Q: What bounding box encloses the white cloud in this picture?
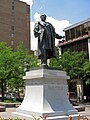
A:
[30,22,38,50]
[20,0,33,8]
[39,6,43,10]
[33,12,41,22]
[31,13,71,50]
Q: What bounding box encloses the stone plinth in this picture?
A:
[14,67,78,120]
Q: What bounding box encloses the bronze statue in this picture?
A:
[34,14,64,66]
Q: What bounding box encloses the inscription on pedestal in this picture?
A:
[26,79,67,85]
[47,85,64,90]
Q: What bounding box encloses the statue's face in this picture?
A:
[40,15,46,21]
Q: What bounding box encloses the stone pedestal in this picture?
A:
[14,67,78,120]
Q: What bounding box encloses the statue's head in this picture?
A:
[40,14,46,21]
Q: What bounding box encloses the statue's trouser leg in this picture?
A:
[41,50,47,66]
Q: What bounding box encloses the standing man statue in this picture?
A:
[34,14,64,66]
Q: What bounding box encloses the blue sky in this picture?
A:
[21,0,90,50]
[30,0,90,24]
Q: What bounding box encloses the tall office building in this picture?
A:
[0,0,30,50]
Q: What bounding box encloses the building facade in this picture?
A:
[0,0,30,50]
[58,18,90,102]
[58,18,90,59]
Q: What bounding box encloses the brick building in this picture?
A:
[58,18,90,102]
[0,0,30,50]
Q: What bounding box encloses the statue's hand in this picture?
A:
[34,32,41,37]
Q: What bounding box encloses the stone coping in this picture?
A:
[30,66,61,71]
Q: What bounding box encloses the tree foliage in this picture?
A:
[0,42,38,101]
[83,61,90,84]
[49,50,86,79]
[0,42,14,101]
[7,43,38,96]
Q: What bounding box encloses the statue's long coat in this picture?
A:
[34,21,61,59]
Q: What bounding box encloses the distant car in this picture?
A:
[5,93,17,99]
[5,92,23,102]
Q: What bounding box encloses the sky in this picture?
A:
[20,0,90,50]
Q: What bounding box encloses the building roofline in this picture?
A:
[15,0,29,6]
[63,18,90,31]
[57,35,90,47]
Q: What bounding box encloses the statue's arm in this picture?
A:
[34,22,41,38]
[55,33,65,39]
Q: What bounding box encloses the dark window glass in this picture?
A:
[11,26,14,31]
[71,28,75,39]
[65,30,71,41]
[81,23,88,36]
[76,26,81,38]
[12,6,14,10]
[87,22,90,31]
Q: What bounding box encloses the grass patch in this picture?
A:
[4,99,21,103]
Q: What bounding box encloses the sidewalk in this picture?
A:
[79,105,90,119]
[0,105,90,119]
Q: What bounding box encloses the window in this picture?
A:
[81,23,88,36]
[12,6,14,10]
[11,33,14,38]
[12,11,14,16]
[87,22,90,32]
[11,40,14,46]
[71,28,75,39]
[65,30,71,41]
[76,26,81,38]
[12,0,14,5]
[11,26,14,31]
[12,0,15,16]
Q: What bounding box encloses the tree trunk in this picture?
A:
[1,80,4,102]
[17,88,20,99]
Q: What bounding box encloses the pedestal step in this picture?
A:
[13,112,80,120]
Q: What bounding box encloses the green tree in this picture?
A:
[0,42,14,101]
[7,43,38,98]
[0,42,38,101]
[83,61,90,84]
[49,51,86,79]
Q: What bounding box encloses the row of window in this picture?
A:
[62,39,89,59]
[11,0,15,46]
[12,0,14,16]
[65,21,90,41]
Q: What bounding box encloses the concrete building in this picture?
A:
[0,0,30,50]
[57,18,90,102]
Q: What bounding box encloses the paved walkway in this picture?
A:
[0,108,16,119]
[79,105,90,119]
[0,105,90,119]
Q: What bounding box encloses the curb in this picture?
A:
[0,106,6,112]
